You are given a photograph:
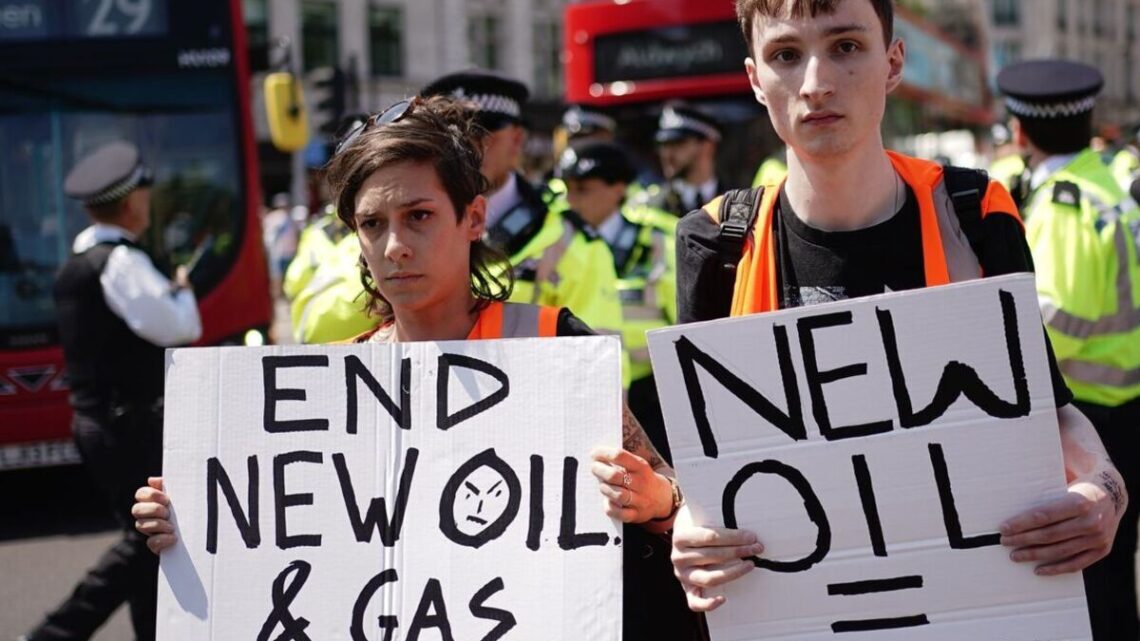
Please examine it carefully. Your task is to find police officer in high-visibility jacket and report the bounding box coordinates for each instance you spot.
[282,205,350,303]
[998,59,1140,641]
[559,141,677,457]
[1110,129,1140,193]
[422,70,623,339]
[557,137,702,641]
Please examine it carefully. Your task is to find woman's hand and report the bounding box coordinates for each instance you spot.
[671,504,764,612]
[590,446,674,523]
[131,476,178,554]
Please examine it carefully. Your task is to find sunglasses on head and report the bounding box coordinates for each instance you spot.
[333,98,416,157]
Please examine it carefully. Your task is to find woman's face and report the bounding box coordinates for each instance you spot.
[353,160,486,316]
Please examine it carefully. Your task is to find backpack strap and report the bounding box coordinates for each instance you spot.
[941,166,989,259]
[717,187,765,272]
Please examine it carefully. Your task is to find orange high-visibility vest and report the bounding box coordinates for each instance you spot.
[350,301,561,343]
[703,152,1021,316]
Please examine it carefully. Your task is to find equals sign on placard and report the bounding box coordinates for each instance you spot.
[826,575,930,633]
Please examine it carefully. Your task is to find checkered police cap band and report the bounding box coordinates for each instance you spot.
[85,165,151,206]
[1005,95,1098,119]
[565,109,616,134]
[451,89,521,118]
[660,107,721,142]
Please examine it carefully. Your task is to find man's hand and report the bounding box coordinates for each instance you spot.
[1001,475,1122,575]
[670,505,764,612]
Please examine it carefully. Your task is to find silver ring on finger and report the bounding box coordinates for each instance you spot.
[622,471,633,488]
[620,489,631,508]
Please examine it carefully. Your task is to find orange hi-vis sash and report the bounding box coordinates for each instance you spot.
[703,151,1021,316]
[348,301,561,343]
[466,301,561,339]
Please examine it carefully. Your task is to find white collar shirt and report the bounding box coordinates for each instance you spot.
[74,223,202,347]
[485,172,521,230]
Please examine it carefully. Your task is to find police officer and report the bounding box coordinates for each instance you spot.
[998,59,1140,641]
[559,142,676,452]
[26,142,202,641]
[548,105,620,200]
[556,140,700,641]
[643,102,724,217]
[422,70,624,337]
[1110,127,1140,193]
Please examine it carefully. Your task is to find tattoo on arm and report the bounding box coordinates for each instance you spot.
[622,403,668,472]
[1099,471,1126,515]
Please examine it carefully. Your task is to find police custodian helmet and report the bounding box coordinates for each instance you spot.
[63,142,154,207]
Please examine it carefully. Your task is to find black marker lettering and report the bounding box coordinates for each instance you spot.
[878,289,1030,428]
[674,329,805,459]
[350,568,399,641]
[929,443,1000,549]
[469,577,517,641]
[798,312,893,441]
[851,455,887,557]
[206,455,260,553]
[406,578,454,641]
[527,455,544,551]
[345,355,411,433]
[273,451,323,550]
[437,353,510,430]
[334,448,418,545]
[558,456,610,550]
[263,355,330,433]
[439,449,521,548]
[723,460,830,572]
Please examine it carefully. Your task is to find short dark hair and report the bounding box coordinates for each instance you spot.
[1017,113,1094,156]
[324,95,513,323]
[735,0,895,53]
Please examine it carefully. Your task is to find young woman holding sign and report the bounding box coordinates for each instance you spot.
[131,96,695,637]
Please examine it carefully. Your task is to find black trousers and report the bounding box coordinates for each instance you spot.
[27,407,162,641]
[1077,398,1140,641]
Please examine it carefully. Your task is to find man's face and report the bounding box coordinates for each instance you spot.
[566,177,626,228]
[123,187,152,234]
[744,0,903,161]
[658,137,704,181]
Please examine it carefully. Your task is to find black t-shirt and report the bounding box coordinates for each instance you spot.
[675,185,1074,407]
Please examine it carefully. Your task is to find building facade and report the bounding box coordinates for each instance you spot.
[244,0,569,200]
[987,0,1140,127]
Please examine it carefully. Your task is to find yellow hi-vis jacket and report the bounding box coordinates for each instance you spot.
[608,203,676,383]
[1111,147,1139,192]
[1025,148,1140,406]
[283,211,347,302]
[290,232,374,344]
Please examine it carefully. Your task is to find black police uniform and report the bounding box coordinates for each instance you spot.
[646,103,724,218]
[26,143,192,641]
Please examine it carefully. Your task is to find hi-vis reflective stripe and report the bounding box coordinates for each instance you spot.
[1061,360,1140,387]
[1041,194,1140,339]
[475,302,560,339]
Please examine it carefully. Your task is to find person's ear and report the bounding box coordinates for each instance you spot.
[465,195,487,240]
[745,57,768,107]
[885,38,905,94]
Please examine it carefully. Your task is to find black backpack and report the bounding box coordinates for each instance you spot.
[716,166,990,272]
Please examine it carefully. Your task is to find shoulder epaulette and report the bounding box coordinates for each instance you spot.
[561,210,601,241]
[1052,181,1081,207]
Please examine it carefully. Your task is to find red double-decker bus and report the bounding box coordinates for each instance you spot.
[563,0,992,179]
[0,0,271,469]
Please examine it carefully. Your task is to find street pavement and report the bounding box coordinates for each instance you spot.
[0,465,130,640]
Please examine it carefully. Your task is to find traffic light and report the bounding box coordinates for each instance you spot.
[310,66,347,137]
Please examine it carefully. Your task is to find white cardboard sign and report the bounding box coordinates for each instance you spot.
[157,336,623,641]
[648,274,1091,641]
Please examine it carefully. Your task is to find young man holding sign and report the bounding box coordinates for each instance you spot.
[671,0,1126,615]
